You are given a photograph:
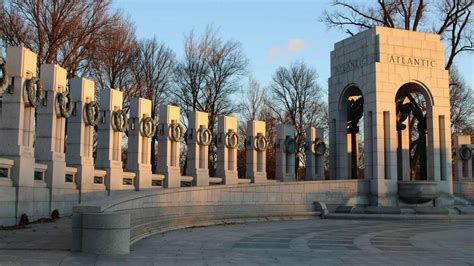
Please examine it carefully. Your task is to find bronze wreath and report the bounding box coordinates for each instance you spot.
[55,91,73,118]
[168,122,184,142]
[24,76,43,107]
[139,117,156,138]
[312,138,326,155]
[459,146,472,161]
[284,138,297,153]
[225,129,239,149]
[196,127,212,146]
[0,58,9,92]
[84,101,100,126]
[253,134,268,151]
[111,109,128,132]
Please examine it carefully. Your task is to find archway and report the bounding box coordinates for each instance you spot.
[340,86,365,179]
[395,82,433,181]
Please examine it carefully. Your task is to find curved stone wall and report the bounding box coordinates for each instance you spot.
[73,179,370,249]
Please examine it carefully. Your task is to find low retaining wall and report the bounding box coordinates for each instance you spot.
[73,179,370,254]
[454,181,474,203]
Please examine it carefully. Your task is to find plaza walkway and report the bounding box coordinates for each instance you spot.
[0,217,473,265]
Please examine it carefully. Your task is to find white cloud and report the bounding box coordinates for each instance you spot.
[267,39,308,63]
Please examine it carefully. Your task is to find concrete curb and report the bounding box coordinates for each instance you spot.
[324,213,474,221]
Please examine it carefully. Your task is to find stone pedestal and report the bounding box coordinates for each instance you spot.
[96,89,125,191]
[305,127,325,180]
[126,98,153,190]
[275,124,296,182]
[215,116,238,184]
[156,105,183,188]
[0,47,49,221]
[453,135,473,180]
[245,120,267,183]
[67,77,104,201]
[36,64,71,213]
[186,111,210,186]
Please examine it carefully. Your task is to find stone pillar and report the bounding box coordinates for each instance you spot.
[305,127,325,180]
[186,111,210,186]
[396,118,411,181]
[215,116,239,184]
[245,120,267,183]
[126,97,153,190]
[96,89,125,191]
[66,77,104,200]
[454,135,473,180]
[35,63,72,213]
[275,124,296,182]
[156,105,183,188]
[0,47,49,221]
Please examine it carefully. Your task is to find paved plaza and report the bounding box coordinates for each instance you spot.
[0,217,473,265]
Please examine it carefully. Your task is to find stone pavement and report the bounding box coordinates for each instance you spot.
[0,217,473,265]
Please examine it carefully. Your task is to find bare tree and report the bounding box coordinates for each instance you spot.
[238,78,266,121]
[450,66,474,134]
[173,26,248,175]
[88,15,138,111]
[0,0,118,76]
[268,61,325,180]
[134,37,175,170]
[322,0,473,69]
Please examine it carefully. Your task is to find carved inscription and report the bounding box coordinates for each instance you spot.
[389,55,436,67]
[334,55,375,75]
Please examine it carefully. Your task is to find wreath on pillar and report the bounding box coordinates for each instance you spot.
[111,109,128,132]
[168,122,184,142]
[253,134,268,151]
[459,146,472,161]
[284,138,297,153]
[312,138,326,155]
[24,76,43,107]
[55,91,73,118]
[0,58,9,92]
[84,101,100,126]
[139,117,156,138]
[196,127,212,146]
[225,129,239,149]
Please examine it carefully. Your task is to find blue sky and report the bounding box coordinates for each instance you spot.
[113,0,473,92]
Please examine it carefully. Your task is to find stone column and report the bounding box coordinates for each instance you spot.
[0,47,49,221]
[396,118,411,181]
[215,116,238,184]
[454,135,473,180]
[275,124,296,182]
[35,63,72,213]
[66,77,104,200]
[156,105,183,188]
[96,89,125,191]
[127,97,153,190]
[186,111,210,186]
[305,127,325,180]
[245,120,267,183]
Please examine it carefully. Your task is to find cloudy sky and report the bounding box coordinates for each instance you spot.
[114,0,473,92]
